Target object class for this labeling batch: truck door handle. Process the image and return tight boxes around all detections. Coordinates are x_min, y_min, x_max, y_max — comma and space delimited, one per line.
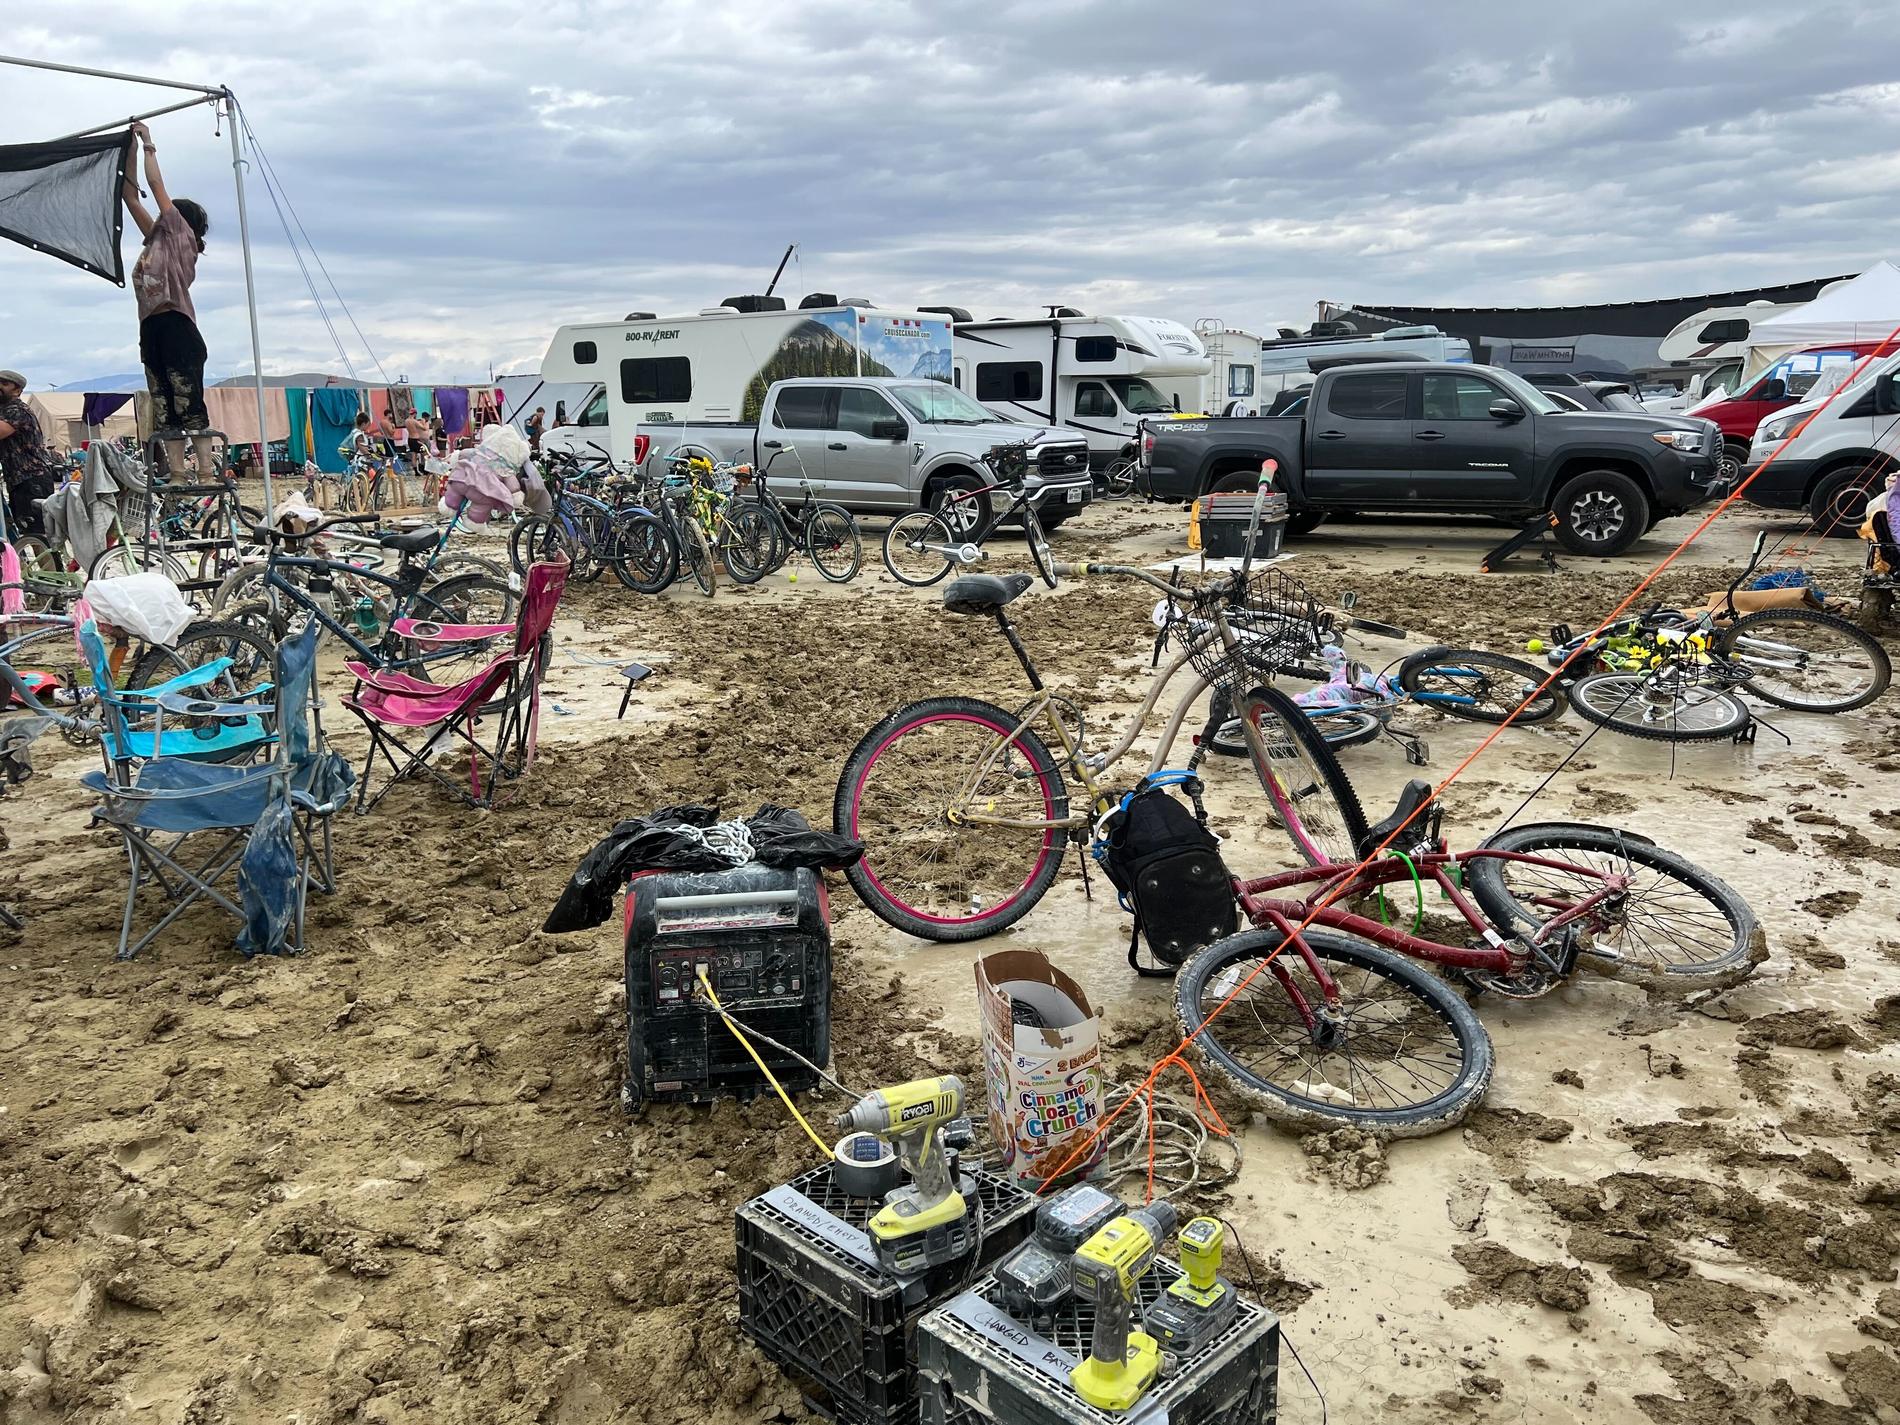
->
1317, 430, 1347, 441
1414, 429, 1446, 441
762, 440, 783, 449
827, 442, 847, 451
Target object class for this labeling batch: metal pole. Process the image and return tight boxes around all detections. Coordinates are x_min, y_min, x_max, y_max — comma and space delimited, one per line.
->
0, 53, 220, 94
50, 93, 216, 144
223, 89, 274, 518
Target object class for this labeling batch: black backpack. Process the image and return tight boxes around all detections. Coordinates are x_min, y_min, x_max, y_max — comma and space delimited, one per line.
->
1099, 777, 1239, 977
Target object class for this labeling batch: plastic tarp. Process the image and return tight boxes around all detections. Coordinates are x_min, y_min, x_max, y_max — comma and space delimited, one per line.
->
0, 131, 131, 283
1743, 261, 1900, 379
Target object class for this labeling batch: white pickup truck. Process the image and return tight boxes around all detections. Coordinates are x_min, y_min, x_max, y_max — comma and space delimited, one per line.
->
641, 376, 1094, 531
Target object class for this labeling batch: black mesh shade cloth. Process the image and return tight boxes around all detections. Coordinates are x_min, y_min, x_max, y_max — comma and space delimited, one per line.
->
0, 130, 131, 283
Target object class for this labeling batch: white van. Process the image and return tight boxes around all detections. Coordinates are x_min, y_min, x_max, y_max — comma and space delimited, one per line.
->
540, 297, 954, 462
952, 312, 1209, 466
1744, 347, 1900, 529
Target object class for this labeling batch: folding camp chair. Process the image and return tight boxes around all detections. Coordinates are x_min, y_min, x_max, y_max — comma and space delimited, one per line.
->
81, 620, 354, 959
73, 613, 274, 766
343, 557, 568, 812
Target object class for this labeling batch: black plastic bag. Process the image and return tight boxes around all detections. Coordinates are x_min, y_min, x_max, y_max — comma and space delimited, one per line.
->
543, 803, 863, 933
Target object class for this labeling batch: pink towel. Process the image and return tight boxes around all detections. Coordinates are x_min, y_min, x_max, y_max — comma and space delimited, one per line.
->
1, 542, 24, 616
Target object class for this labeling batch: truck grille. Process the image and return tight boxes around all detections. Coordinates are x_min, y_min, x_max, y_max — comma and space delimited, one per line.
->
1037, 446, 1089, 478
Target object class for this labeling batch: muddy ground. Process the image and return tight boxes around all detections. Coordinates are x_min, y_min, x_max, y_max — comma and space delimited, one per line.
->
2, 501, 1897, 1425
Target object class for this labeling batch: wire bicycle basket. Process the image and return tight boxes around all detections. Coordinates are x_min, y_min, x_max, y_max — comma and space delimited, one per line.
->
1182, 566, 1330, 694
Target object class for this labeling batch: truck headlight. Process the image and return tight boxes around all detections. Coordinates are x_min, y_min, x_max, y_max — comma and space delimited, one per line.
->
1650, 430, 1701, 451
1757, 414, 1799, 445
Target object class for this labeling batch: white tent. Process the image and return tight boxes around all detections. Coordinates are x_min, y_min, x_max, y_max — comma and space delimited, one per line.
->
26, 392, 139, 453
1743, 261, 1900, 379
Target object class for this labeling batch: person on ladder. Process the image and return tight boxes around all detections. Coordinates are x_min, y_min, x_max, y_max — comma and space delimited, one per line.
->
120, 121, 215, 477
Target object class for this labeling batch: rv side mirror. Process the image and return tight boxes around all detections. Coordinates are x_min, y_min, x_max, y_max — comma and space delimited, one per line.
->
871, 419, 908, 441
1877, 372, 1900, 415
1488, 398, 1524, 422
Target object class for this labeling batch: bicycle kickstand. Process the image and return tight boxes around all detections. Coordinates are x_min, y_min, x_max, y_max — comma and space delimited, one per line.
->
1386, 725, 1430, 766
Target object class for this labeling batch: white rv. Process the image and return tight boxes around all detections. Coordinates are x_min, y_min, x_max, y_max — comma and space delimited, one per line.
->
540, 297, 954, 462
1152, 322, 1273, 416
952, 312, 1210, 464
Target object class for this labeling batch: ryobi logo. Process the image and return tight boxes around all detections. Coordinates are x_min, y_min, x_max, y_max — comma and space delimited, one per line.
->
900, 1100, 937, 1122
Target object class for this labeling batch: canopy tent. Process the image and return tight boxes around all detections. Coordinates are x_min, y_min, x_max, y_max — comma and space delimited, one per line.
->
26, 391, 140, 453
1743, 261, 1900, 379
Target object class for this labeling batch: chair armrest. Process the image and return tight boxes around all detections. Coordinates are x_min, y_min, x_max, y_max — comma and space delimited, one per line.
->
118, 656, 236, 701
152, 690, 272, 719
390, 617, 515, 642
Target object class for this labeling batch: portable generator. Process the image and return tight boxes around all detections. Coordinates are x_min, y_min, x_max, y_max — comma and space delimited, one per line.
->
621, 863, 831, 1110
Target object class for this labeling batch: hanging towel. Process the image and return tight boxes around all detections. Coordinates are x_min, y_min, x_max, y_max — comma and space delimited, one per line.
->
285, 388, 312, 464
205, 387, 291, 446
82, 392, 132, 426
360, 387, 390, 433
435, 386, 470, 436
411, 387, 433, 417
310, 388, 363, 473
389, 385, 414, 424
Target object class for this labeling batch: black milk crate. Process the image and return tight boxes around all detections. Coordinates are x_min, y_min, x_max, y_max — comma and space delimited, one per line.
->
622, 864, 831, 1110
736, 1162, 1038, 1425
1197, 492, 1289, 561
917, 1260, 1278, 1425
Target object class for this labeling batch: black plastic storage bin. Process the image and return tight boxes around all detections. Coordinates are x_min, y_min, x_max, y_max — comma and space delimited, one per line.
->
622, 864, 831, 1110
737, 1162, 1038, 1425
917, 1262, 1279, 1425
1197, 492, 1289, 561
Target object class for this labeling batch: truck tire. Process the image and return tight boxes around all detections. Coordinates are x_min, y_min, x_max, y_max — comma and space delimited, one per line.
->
1807, 465, 1880, 538
928, 473, 987, 538
1718, 438, 1748, 486
1285, 510, 1327, 537
1551, 471, 1649, 556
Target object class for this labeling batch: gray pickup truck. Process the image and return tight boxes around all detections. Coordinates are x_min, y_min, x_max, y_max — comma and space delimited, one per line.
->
642, 377, 1094, 530
1141, 362, 1725, 555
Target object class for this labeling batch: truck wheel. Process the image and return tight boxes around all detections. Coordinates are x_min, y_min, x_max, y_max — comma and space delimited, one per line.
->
929, 474, 988, 538
1718, 439, 1748, 486
1807, 467, 1878, 538
1285, 511, 1327, 537
1552, 471, 1649, 556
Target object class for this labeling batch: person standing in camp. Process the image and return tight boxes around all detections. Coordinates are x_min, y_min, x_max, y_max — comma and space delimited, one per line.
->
0, 369, 56, 537
405, 410, 432, 474
526, 406, 547, 454
120, 122, 214, 476
430, 412, 446, 456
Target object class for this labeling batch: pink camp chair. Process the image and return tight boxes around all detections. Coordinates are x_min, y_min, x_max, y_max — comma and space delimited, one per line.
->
342, 558, 569, 811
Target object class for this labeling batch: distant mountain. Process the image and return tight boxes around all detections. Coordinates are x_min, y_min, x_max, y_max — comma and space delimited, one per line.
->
906, 348, 952, 381
52, 372, 157, 393
740, 321, 895, 421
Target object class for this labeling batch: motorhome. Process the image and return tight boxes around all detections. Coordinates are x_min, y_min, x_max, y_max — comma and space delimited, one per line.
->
1150, 322, 1274, 416
952, 311, 1209, 465
1656, 300, 1805, 368
540, 296, 954, 462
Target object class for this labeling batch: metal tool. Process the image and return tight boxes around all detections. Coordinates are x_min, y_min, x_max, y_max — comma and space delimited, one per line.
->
1068, 1201, 1179, 1410
835, 1075, 974, 1275
994, 1184, 1122, 1326
1142, 1216, 1239, 1366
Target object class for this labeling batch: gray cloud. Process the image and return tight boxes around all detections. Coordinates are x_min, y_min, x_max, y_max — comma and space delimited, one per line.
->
1, 0, 1894, 386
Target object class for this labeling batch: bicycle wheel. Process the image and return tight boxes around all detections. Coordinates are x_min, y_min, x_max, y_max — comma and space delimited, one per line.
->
88, 542, 191, 584
1398, 649, 1563, 724
1175, 927, 1493, 1135
1714, 606, 1890, 713
129, 619, 278, 760
719, 503, 778, 585
1233, 683, 1370, 866
1568, 670, 1751, 742
1467, 823, 1763, 990
568, 508, 612, 583
1, 622, 109, 731
677, 517, 717, 596
403, 574, 522, 713
12, 537, 75, 612
511, 516, 577, 578
1207, 688, 1380, 755
804, 504, 863, 583
882, 511, 956, 587
835, 695, 1071, 942
1023, 505, 1057, 590
1102, 458, 1138, 498
609, 512, 679, 594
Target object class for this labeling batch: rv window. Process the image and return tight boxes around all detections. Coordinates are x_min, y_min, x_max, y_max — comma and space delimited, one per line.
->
976, 362, 1044, 403
1421, 373, 1505, 420
1074, 383, 1117, 419
622, 356, 691, 404
1327, 372, 1409, 420
771, 386, 833, 430
1228, 365, 1255, 398
1073, 336, 1116, 363
1106, 378, 1171, 415
1695, 319, 1750, 344
836, 387, 898, 437
577, 390, 608, 426
572, 340, 598, 365
952, 368, 962, 389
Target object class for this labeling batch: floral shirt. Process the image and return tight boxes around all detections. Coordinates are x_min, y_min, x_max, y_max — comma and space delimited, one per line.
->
0, 396, 53, 489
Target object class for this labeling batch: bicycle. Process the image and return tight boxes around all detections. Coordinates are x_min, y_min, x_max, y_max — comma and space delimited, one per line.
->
656, 448, 781, 592
1547, 531, 1891, 741
514, 450, 679, 593
880, 442, 1057, 589
739, 450, 863, 583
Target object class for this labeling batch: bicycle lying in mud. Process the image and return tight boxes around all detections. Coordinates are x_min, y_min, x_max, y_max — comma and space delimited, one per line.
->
834, 535, 1763, 1135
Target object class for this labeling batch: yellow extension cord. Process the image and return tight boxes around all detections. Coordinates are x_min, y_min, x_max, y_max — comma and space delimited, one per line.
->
696, 970, 831, 1157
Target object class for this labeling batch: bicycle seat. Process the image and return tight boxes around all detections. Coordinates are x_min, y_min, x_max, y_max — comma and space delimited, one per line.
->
378, 528, 439, 555
1357, 777, 1435, 859
943, 572, 1034, 615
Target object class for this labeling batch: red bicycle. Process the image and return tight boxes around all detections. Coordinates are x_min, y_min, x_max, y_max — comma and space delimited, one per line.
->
1175, 774, 1763, 1136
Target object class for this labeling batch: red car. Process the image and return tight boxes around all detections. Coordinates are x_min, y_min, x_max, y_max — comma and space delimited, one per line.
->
1700, 341, 1888, 481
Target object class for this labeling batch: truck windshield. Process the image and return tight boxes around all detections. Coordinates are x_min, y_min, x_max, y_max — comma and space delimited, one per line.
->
890, 383, 1000, 425
1106, 378, 1172, 414
1484, 368, 1562, 416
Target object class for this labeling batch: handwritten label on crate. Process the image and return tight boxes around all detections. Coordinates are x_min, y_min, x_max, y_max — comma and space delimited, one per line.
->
940, 1292, 1171, 1424
762, 1185, 881, 1272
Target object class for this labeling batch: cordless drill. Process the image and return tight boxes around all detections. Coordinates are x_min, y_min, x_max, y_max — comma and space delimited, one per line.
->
1142, 1216, 1238, 1365
835, 1076, 974, 1276
1068, 1202, 1179, 1410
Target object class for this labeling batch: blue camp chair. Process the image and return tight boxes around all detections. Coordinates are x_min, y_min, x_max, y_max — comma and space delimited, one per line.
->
74, 618, 274, 765
82, 620, 354, 959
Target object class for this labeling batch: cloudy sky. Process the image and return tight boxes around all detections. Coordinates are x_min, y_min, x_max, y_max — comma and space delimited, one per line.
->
2, 1, 1895, 387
